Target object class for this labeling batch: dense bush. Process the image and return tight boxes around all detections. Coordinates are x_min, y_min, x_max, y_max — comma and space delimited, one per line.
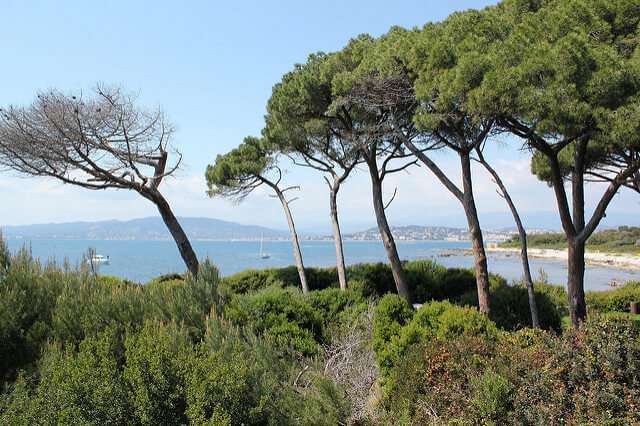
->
222, 259, 476, 304
1, 317, 348, 425
123, 322, 191, 424
587, 281, 640, 313
2, 327, 134, 424
0, 253, 222, 383
533, 280, 640, 319
373, 296, 498, 380
0, 251, 67, 381
224, 286, 369, 356
380, 316, 640, 424
224, 286, 323, 356
459, 277, 563, 331
346, 262, 396, 296
0, 235, 9, 276
3, 237, 638, 424
404, 259, 475, 302
372, 294, 414, 379
0, 245, 349, 424
306, 287, 368, 336
220, 265, 338, 294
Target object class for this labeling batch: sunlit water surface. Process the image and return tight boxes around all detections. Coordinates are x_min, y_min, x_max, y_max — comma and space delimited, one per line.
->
6, 239, 639, 291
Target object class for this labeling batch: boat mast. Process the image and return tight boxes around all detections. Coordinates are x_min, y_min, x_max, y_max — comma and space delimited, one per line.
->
260, 232, 264, 255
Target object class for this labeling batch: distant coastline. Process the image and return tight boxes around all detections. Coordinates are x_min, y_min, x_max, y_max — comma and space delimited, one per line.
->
481, 246, 640, 271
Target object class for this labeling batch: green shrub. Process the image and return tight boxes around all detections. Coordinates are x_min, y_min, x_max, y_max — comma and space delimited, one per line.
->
534, 280, 640, 317
469, 370, 514, 423
0, 250, 349, 424
0, 251, 66, 381
188, 315, 349, 425
381, 334, 498, 424
490, 283, 561, 331
373, 297, 498, 380
458, 277, 562, 331
534, 281, 569, 316
586, 281, 640, 313
347, 262, 396, 297
380, 316, 640, 424
50, 276, 144, 345
2, 328, 134, 424
0, 255, 221, 382
224, 286, 322, 356
405, 259, 475, 302
123, 322, 191, 425
140, 261, 222, 340
222, 259, 478, 305
220, 268, 286, 294
221, 266, 339, 295
306, 287, 366, 336
184, 343, 260, 424
372, 294, 414, 378
0, 234, 10, 275
296, 266, 338, 291
145, 272, 185, 286
408, 300, 498, 340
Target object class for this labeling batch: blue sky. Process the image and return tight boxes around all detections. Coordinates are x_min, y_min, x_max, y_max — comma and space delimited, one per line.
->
1, 0, 638, 232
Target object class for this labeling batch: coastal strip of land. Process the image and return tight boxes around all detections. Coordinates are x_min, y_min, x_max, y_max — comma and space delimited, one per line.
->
478, 246, 640, 271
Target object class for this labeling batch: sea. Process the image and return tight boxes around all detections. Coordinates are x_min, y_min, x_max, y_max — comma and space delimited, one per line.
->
5, 239, 640, 291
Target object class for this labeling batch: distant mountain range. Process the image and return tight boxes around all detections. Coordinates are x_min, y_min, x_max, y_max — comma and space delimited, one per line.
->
0, 218, 557, 242
1, 217, 290, 241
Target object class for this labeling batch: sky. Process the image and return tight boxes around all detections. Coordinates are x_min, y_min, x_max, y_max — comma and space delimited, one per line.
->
1, 0, 638, 233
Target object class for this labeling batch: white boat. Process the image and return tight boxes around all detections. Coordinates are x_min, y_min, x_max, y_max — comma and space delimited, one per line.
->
259, 234, 270, 259
90, 254, 110, 264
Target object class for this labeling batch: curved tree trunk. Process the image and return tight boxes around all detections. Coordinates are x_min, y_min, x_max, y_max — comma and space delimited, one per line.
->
276, 191, 309, 293
476, 151, 539, 327
329, 183, 348, 290
366, 157, 411, 303
460, 153, 491, 316
148, 190, 199, 277
519, 233, 540, 327
403, 139, 488, 312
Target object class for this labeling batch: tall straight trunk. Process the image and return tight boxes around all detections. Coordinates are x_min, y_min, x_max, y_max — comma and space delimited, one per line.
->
460, 153, 491, 316
329, 183, 348, 290
568, 144, 587, 326
567, 238, 587, 325
366, 157, 411, 303
476, 151, 539, 327
276, 191, 309, 293
149, 190, 199, 277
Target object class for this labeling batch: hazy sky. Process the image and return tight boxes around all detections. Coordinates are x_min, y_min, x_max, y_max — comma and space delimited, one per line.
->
1, 0, 638, 232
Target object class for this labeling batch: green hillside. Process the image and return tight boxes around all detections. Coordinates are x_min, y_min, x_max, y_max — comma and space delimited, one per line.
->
500, 226, 640, 255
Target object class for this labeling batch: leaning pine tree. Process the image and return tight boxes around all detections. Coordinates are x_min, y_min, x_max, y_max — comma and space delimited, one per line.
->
205, 136, 309, 292
0, 86, 199, 276
326, 35, 419, 303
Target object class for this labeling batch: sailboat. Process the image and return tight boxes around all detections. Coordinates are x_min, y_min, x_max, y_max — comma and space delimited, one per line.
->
259, 233, 270, 259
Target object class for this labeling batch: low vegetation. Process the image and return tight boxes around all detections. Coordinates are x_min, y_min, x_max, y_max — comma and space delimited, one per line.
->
2, 235, 639, 423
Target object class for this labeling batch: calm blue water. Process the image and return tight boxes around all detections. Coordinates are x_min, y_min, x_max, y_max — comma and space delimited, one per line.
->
5, 239, 640, 291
